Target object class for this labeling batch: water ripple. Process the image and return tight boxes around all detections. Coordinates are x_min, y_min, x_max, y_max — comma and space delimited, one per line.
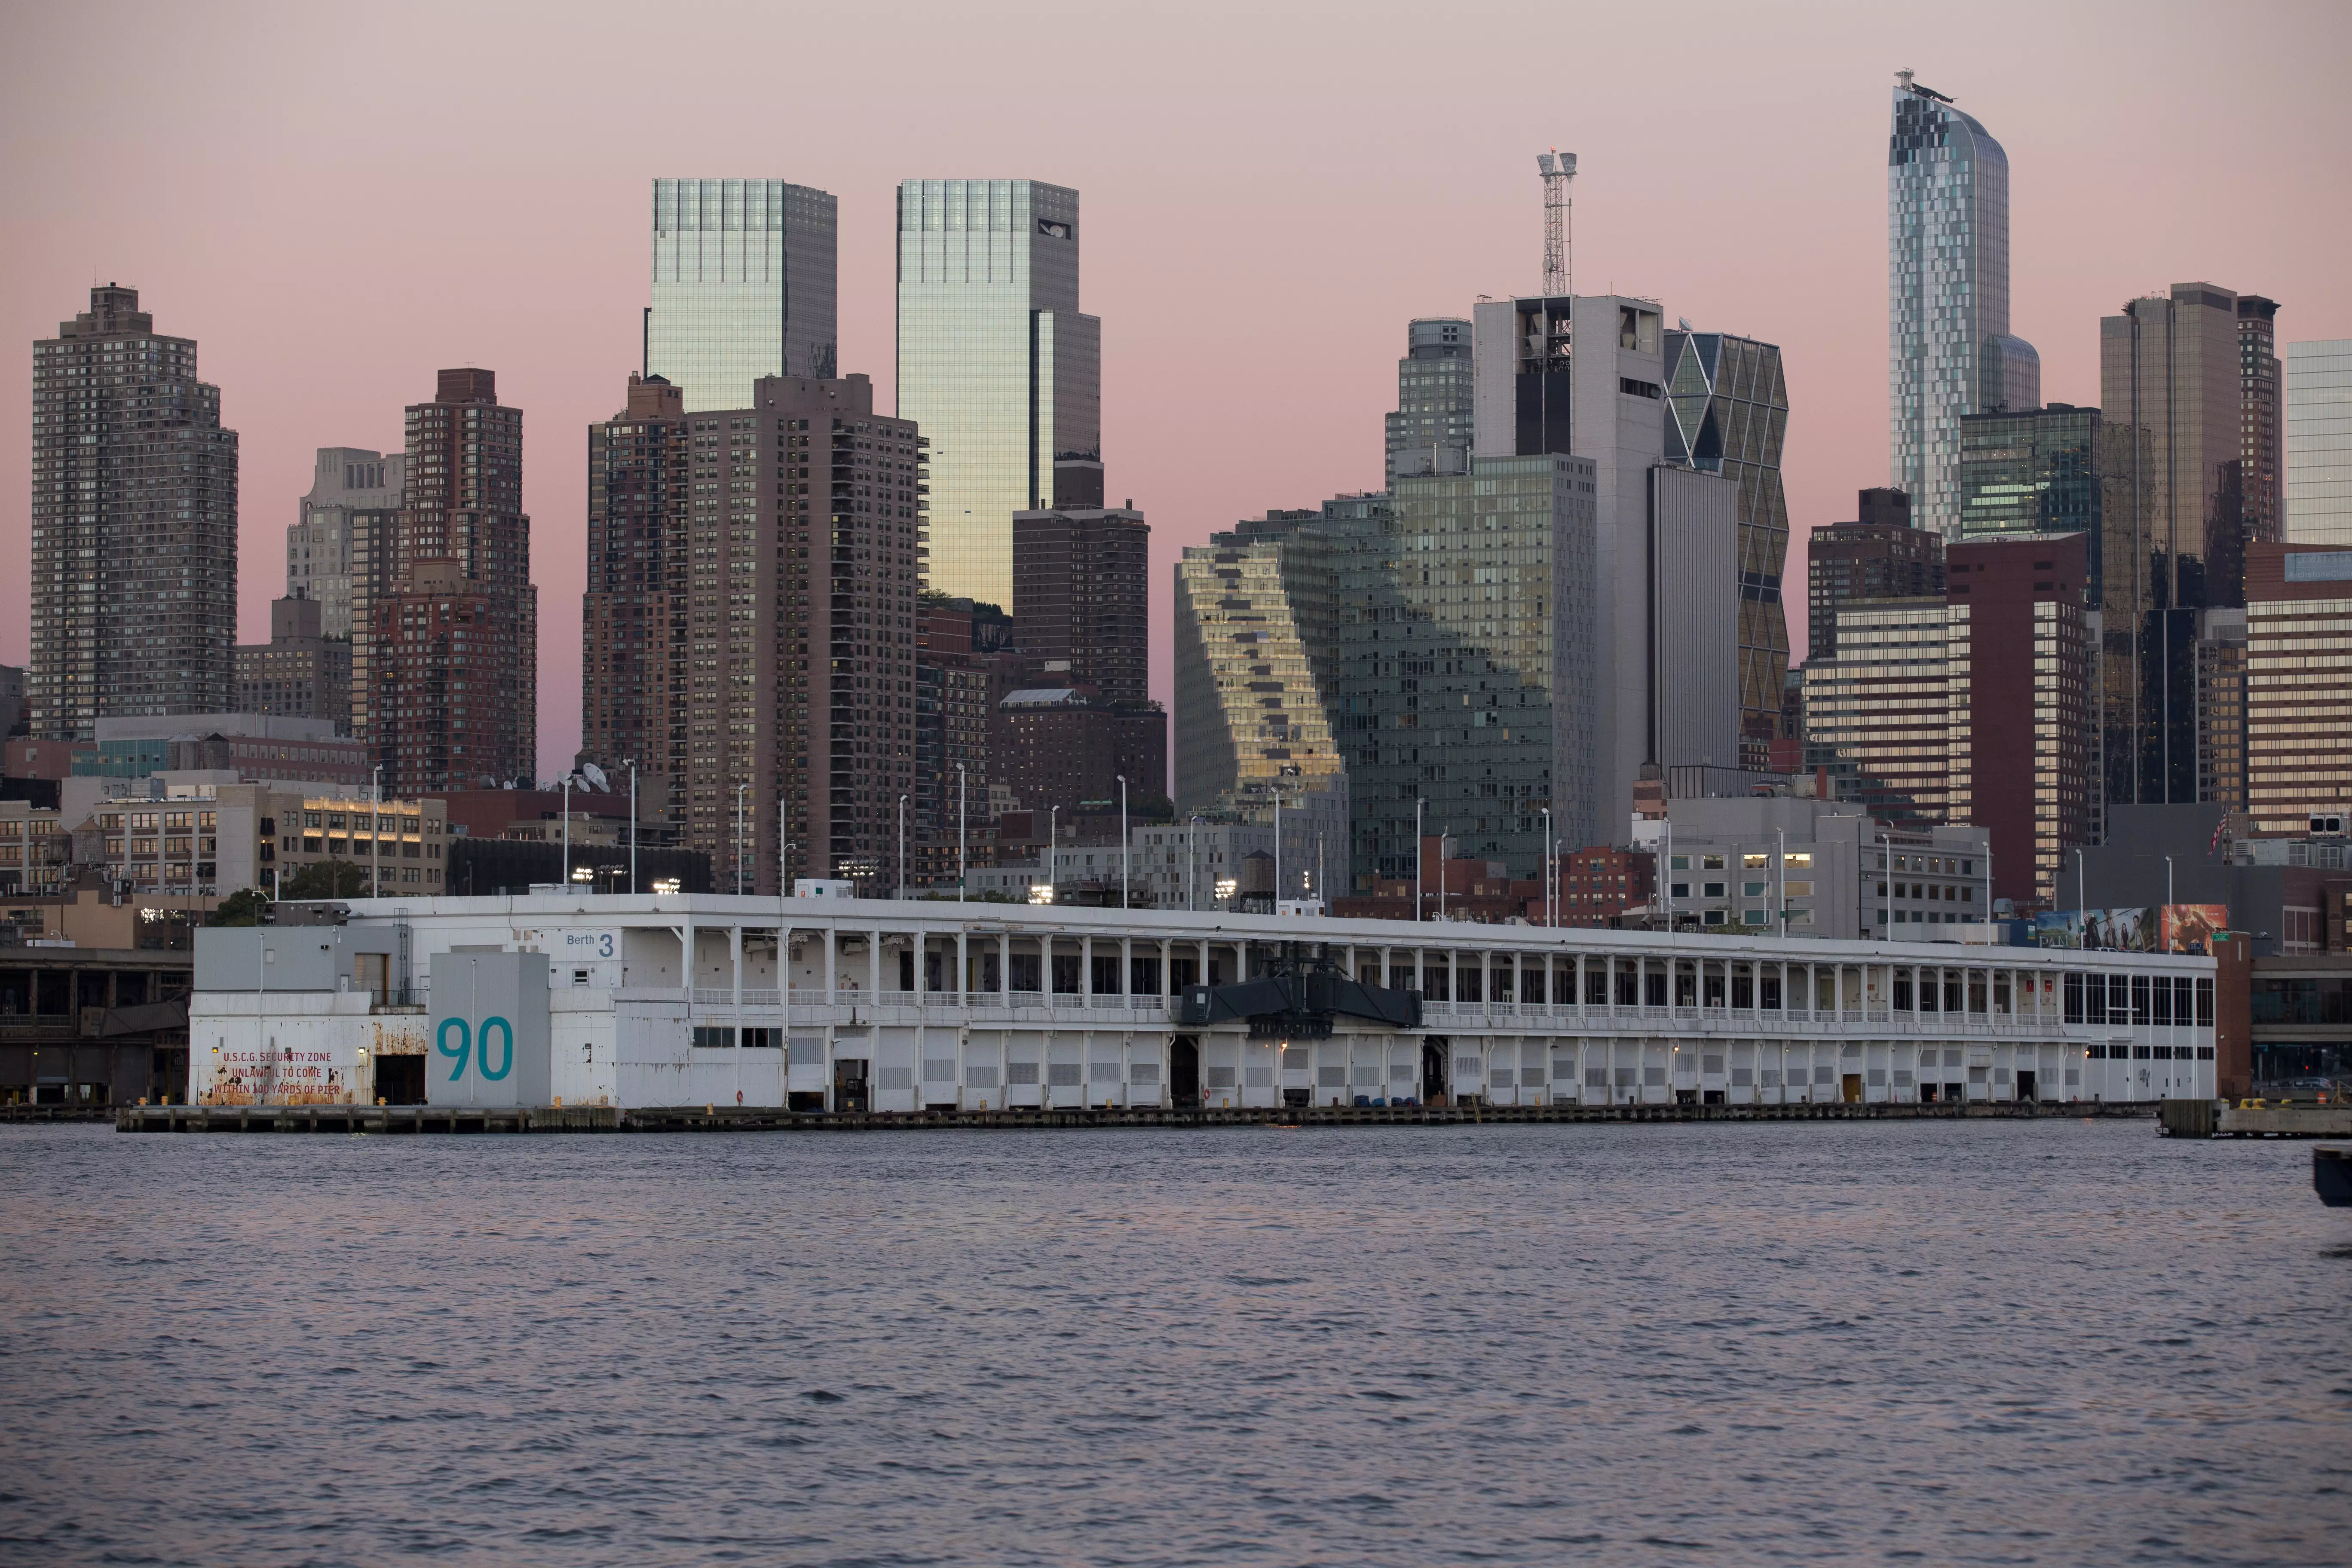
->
0, 1121, 2347, 1565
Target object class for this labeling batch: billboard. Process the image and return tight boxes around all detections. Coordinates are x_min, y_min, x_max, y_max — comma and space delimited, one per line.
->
2034, 907, 2150, 950
426, 950, 551, 1106
2159, 903, 2230, 954
2035, 905, 2230, 952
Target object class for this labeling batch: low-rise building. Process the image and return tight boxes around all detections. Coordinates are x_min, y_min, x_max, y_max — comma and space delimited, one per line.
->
72, 782, 449, 899
186, 894, 2222, 1111
1639, 796, 1992, 940
0, 802, 71, 896
0, 943, 193, 1105
67, 714, 370, 792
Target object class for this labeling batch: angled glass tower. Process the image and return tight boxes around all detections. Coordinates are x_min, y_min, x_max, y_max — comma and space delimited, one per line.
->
897, 179, 1098, 608
1665, 329, 1791, 759
1888, 73, 2038, 537
648, 179, 838, 412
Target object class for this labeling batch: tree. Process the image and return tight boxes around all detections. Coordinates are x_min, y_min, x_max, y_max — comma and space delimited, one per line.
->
205, 888, 272, 926
280, 859, 371, 900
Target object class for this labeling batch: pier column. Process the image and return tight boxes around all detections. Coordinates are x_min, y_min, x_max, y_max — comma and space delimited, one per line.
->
823, 925, 836, 1004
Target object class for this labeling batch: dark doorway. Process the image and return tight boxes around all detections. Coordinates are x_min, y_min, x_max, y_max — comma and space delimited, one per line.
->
834, 1057, 869, 1112
374, 1054, 425, 1106
1171, 1035, 1200, 1107
1422, 1039, 1448, 1104
2017, 1070, 2037, 1102
1920, 1082, 1940, 1103
150, 1046, 188, 1104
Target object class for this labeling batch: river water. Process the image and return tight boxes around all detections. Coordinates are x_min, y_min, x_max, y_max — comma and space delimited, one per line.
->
0, 1119, 2345, 1565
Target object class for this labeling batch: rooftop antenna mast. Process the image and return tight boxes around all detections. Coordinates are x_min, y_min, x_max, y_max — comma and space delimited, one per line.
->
1537, 148, 1576, 297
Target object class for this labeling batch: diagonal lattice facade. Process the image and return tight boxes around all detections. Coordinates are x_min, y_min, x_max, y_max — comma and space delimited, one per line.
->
1665, 330, 1790, 758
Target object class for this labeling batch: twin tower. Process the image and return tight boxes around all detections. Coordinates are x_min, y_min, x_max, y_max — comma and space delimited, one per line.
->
645, 177, 1099, 612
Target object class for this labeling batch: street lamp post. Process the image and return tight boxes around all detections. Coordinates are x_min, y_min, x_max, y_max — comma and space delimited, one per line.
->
898, 794, 908, 901
1188, 814, 1200, 911
1415, 797, 1426, 921
1439, 830, 1449, 922
2165, 854, 2174, 907
1048, 805, 1058, 902
1541, 806, 1552, 928
735, 784, 749, 897
957, 763, 967, 903
625, 758, 638, 894
1118, 775, 1129, 910
371, 764, 383, 899
560, 771, 571, 896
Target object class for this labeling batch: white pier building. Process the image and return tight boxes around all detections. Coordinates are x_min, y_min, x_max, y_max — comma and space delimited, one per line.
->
188, 895, 2217, 1110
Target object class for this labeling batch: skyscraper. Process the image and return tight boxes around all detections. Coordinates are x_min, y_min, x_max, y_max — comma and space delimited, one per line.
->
2285, 340, 2352, 547
1805, 489, 1944, 662
1385, 318, 1474, 485
2244, 542, 2352, 833
2238, 297, 2284, 550
1472, 290, 1741, 823
368, 369, 536, 796
1663, 328, 1792, 760
1011, 506, 1150, 704
2100, 282, 2245, 599
289, 448, 401, 638
647, 179, 838, 411
1172, 509, 1348, 830
2102, 283, 2250, 807
1804, 534, 2092, 903
1888, 72, 2038, 537
582, 372, 921, 892
897, 179, 1098, 608
236, 597, 351, 732
1335, 458, 1609, 879
29, 285, 239, 739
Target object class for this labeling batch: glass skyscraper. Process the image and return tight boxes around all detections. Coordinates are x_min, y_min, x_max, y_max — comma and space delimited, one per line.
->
2286, 340, 2352, 547
1385, 318, 1474, 485
648, 179, 837, 412
1332, 461, 1599, 884
896, 179, 1098, 609
1664, 329, 1790, 760
1888, 74, 2038, 537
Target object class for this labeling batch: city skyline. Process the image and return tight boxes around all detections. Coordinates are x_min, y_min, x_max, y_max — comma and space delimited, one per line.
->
3, 2, 2348, 780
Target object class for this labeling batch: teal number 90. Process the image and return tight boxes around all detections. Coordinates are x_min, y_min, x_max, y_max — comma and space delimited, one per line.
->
435, 1016, 516, 1081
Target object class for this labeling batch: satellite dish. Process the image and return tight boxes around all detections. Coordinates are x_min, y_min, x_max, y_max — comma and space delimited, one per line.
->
582, 762, 610, 792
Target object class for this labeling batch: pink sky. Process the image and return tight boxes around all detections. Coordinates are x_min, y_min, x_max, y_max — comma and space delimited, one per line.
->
4, 0, 2347, 781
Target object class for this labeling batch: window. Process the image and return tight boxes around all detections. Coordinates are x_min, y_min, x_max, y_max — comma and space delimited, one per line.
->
1702, 854, 1726, 869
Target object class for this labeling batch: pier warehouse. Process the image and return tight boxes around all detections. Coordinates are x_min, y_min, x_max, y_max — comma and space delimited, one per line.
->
185, 897, 2222, 1112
